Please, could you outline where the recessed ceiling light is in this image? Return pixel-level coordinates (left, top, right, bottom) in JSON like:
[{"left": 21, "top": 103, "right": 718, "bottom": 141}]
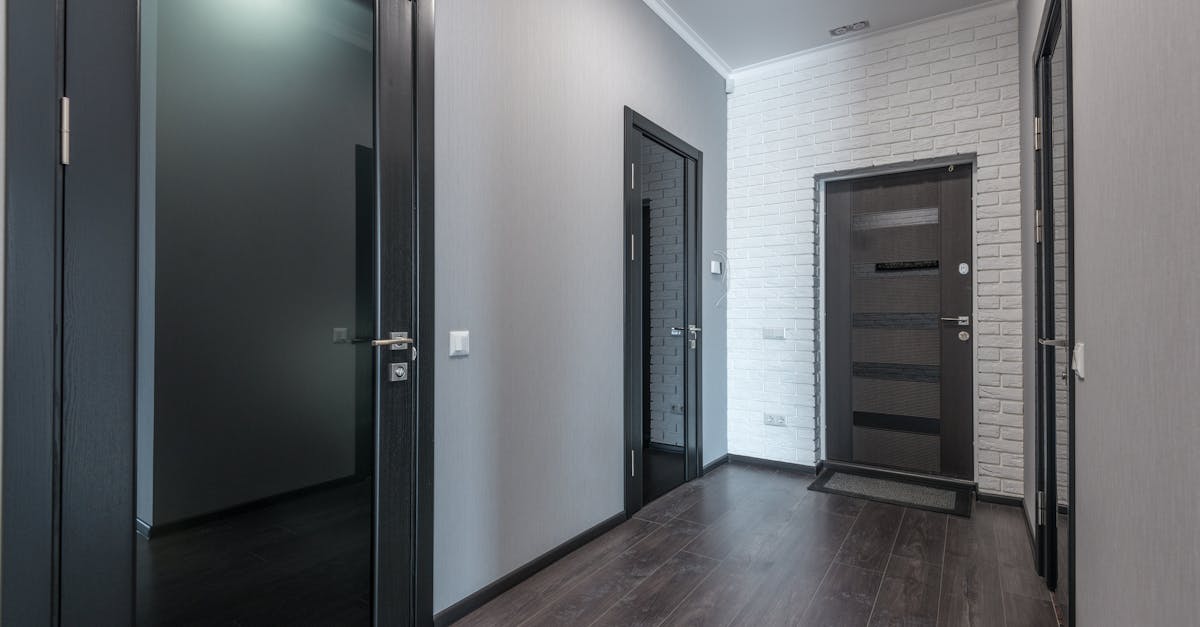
[{"left": 830, "top": 20, "right": 870, "bottom": 38}]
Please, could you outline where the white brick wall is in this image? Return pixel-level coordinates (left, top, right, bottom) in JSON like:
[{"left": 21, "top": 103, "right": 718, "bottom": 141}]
[{"left": 726, "top": 1, "right": 1025, "bottom": 496}]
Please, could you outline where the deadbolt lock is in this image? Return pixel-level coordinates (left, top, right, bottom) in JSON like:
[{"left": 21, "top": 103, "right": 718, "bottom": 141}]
[
  {"left": 390, "top": 362, "right": 409, "bottom": 382},
  {"left": 958, "top": 331, "right": 971, "bottom": 342}
]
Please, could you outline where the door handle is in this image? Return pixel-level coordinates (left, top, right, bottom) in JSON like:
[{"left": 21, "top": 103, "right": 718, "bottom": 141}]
[
  {"left": 371, "top": 337, "right": 414, "bottom": 348},
  {"left": 940, "top": 316, "right": 970, "bottom": 326},
  {"left": 1038, "top": 338, "right": 1069, "bottom": 348}
]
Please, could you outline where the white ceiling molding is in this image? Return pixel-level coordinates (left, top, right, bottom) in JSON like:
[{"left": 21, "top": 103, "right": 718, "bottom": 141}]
[
  {"left": 640, "top": 0, "right": 733, "bottom": 78},
  {"left": 727, "top": 0, "right": 1016, "bottom": 78}
]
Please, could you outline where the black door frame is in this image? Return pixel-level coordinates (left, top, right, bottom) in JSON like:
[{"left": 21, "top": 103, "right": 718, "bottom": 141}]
[
  {"left": 623, "top": 107, "right": 703, "bottom": 516},
  {"left": 1033, "top": 0, "right": 1074, "bottom": 617},
  {"left": 0, "top": 0, "right": 436, "bottom": 624}
]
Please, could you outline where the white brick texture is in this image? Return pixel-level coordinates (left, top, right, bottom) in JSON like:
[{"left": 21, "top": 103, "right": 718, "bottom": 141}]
[{"left": 726, "top": 1, "right": 1025, "bottom": 496}]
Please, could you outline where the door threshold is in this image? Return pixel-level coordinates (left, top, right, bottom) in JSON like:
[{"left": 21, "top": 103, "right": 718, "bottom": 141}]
[{"left": 820, "top": 460, "right": 978, "bottom": 492}]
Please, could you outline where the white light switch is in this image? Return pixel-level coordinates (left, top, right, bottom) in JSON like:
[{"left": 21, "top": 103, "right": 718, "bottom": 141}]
[{"left": 449, "top": 330, "right": 470, "bottom": 357}]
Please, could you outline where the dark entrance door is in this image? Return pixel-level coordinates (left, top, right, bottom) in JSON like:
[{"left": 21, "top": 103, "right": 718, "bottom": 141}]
[
  {"left": 624, "top": 109, "right": 703, "bottom": 513},
  {"left": 2, "top": 0, "right": 434, "bottom": 625},
  {"left": 826, "top": 165, "right": 974, "bottom": 479}
]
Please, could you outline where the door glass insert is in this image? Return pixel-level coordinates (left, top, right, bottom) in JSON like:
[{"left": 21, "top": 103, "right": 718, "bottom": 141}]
[
  {"left": 135, "top": 0, "right": 376, "bottom": 624},
  {"left": 641, "top": 134, "right": 688, "bottom": 503}
]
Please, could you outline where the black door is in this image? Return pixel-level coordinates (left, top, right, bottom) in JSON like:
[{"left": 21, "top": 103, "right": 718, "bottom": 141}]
[
  {"left": 7, "top": 0, "right": 433, "bottom": 625},
  {"left": 624, "top": 109, "right": 703, "bottom": 513},
  {"left": 1034, "top": 0, "right": 1074, "bottom": 617},
  {"left": 826, "top": 166, "right": 974, "bottom": 479}
]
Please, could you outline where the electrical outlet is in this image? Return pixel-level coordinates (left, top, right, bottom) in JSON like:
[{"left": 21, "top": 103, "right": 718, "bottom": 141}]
[{"left": 763, "top": 413, "right": 787, "bottom": 427}]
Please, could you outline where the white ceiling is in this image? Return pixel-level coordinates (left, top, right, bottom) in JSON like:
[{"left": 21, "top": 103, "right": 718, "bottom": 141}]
[{"left": 644, "top": 0, "right": 1000, "bottom": 75}]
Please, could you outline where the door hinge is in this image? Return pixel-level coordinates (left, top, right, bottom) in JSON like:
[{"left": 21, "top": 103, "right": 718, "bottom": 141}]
[
  {"left": 630, "top": 450, "right": 636, "bottom": 477},
  {"left": 1036, "top": 490, "right": 1046, "bottom": 525},
  {"left": 1034, "top": 115, "right": 1042, "bottom": 152},
  {"left": 60, "top": 97, "right": 71, "bottom": 165},
  {"left": 630, "top": 233, "right": 635, "bottom": 261},
  {"left": 631, "top": 163, "right": 635, "bottom": 190},
  {"left": 1035, "top": 208, "right": 1044, "bottom": 244}
]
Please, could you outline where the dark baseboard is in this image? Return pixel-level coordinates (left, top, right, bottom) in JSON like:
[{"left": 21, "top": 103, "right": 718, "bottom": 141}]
[
  {"left": 976, "top": 492, "right": 1024, "bottom": 509},
  {"left": 727, "top": 454, "right": 816, "bottom": 475},
  {"left": 138, "top": 474, "right": 367, "bottom": 539},
  {"left": 432, "top": 512, "right": 626, "bottom": 626},
  {"left": 701, "top": 454, "right": 729, "bottom": 475}
]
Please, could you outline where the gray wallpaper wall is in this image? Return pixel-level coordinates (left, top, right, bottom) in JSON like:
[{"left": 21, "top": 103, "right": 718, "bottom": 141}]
[
  {"left": 433, "top": 0, "right": 728, "bottom": 612},
  {"left": 1072, "top": 1, "right": 1200, "bottom": 624}
]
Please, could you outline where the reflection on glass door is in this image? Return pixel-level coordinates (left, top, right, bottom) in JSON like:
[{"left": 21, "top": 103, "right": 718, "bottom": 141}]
[
  {"left": 135, "top": 0, "right": 376, "bottom": 624},
  {"left": 641, "top": 136, "right": 689, "bottom": 503}
]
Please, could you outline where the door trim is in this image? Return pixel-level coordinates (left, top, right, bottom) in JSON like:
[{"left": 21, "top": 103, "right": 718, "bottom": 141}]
[
  {"left": 0, "top": 0, "right": 436, "bottom": 624},
  {"left": 623, "top": 107, "right": 703, "bottom": 517},
  {"left": 815, "top": 157, "right": 979, "bottom": 483}
]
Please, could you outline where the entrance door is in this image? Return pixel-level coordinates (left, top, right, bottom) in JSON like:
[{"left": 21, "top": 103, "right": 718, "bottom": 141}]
[
  {"left": 1, "top": 0, "right": 432, "bottom": 624},
  {"left": 825, "top": 165, "right": 974, "bottom": 479},
  {"left": 624, "top": 109, "right": 703, "bottom": 513}
]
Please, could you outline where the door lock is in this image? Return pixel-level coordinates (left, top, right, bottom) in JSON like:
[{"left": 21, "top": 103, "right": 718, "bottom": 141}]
[{"left": 390, "top": 362, "right": 409, "bottom": 382}]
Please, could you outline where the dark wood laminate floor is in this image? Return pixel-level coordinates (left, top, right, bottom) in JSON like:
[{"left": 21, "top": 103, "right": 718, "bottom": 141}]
[
  {"left": 137, "top": 480, "right": 372, "bottom": 627},
  {"left": 457, "top": 463, "right": 1059, "bottom": 627}
]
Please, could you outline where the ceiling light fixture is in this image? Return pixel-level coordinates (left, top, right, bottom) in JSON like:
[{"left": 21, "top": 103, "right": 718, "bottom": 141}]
[{"left": 830, "top": 20, "right": 870, "bottom": 37}]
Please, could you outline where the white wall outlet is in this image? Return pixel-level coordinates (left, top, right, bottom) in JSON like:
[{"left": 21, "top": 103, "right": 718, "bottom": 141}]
[
  {"left": 764, "top": 413, "right": 787, "bottom": 427},
  {"left": 449, "top": 330, "right": 470, "bottom": 357}
]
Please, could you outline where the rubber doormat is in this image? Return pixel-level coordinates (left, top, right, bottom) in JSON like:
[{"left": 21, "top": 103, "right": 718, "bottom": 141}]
[{"left": 808, "top": 468, "right": 973, "bottom": 517}]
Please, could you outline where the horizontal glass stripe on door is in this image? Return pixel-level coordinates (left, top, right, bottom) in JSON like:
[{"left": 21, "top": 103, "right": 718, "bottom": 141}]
[
  {"left": 852, "top": 207, "right": 939, "bottom": 231},
  {"left": 851, "top": 261, "right": 940, "bottom": 278},
  {"left": 852, "top": 362, "right": 940, "bottom": 384},
  {"left": 853, "top": 411, "right": 941, "bottom": 435}
]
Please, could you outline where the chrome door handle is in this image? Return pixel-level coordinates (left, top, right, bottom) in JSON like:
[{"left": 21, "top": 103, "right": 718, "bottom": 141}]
[
  {"left": 1038, "top": 338, "right": 1069, "bottom": 348},
  {"left": 372, "top": 337, "right": 414, "bottom": 347},
  {"left": 940, "top": 316, "right": 970, "bottom": 326}
]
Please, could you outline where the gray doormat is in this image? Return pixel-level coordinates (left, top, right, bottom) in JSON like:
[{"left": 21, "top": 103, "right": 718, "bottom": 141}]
[{"left": 809, "top": 468, "right": 973, "bottom": 517}]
